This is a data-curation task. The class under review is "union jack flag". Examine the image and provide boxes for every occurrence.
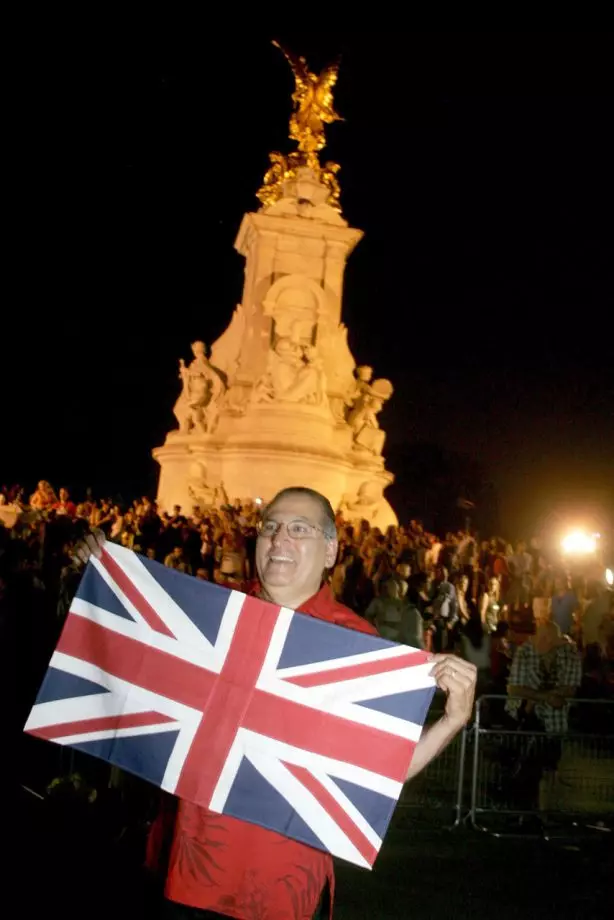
[25,543,435,868]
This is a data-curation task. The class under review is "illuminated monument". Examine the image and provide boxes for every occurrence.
[153,44,397,526]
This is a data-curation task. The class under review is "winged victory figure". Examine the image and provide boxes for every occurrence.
[273,41,342,160]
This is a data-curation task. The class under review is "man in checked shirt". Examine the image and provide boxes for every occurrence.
[505,619,582,809]
[506,620,582,733]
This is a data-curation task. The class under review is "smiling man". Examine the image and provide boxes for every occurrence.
[74,486,476,920]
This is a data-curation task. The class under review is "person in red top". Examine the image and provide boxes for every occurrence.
[75,487,477,920]
[52,487,77,518]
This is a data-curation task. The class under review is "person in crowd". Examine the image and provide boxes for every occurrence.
[164,544,191,574]
[506,540,533,608]
[506,620,582,733]
[428,565,459,652]
[551,573,580,637]
[479,575,502,633]
[365,576,424,648]
[460,609,492,691]
[52,487,77,518]
[581,578,613,650]
[30,480,57,510]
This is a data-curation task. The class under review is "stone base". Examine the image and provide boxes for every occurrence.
[153,403,396,526]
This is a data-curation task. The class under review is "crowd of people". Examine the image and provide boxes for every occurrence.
[3,478,614,724]
[5,477,613,918]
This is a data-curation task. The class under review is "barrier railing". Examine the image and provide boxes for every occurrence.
[397,711,468,827]
[22,695,614,840]
[469,695,614,835]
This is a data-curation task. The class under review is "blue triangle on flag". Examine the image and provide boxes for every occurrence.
[76,564,136,622]
[356,685,435,724]
[137,554,228,646]
[332,775,394,840]
[36,667,110,704]
[278,614,395,670]
[74,728,180,788]
[223,757,326,854]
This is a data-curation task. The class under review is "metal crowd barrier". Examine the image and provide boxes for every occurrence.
[397,709,469,827]
[469,695,614,835]
[22,695,614,841]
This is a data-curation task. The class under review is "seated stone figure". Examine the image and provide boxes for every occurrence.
[252,337,328,407]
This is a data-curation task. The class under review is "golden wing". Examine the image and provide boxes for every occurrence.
[272,40,310,95]
[315,59,341,118]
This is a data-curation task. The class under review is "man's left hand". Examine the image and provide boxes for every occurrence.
[429,655,478,728]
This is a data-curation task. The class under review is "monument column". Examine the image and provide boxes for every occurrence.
[153,43,398,527]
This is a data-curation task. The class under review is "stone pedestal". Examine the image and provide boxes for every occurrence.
[153,168,397,527]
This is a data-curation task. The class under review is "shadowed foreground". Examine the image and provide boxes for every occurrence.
[20,787,612,920]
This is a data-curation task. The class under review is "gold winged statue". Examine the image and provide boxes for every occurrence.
[256,42,343,211]
[273,41,342,162]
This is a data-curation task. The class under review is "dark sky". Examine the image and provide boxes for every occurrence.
[5,32,613,538]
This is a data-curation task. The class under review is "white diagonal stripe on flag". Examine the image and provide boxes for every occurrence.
[310,768,383,853]
[50,721,181,746]
[40,650,203,726]
[90,553,151,630]
[241,730,402,799]
[101,543,214,651]
[275,642,410,680]
[24,690,151,732]
[256,669,423,742]
[246,747,371,869]
[69,597,220,671]
[301,662,436,706]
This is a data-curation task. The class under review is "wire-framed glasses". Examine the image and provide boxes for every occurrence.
[257,518,329,540]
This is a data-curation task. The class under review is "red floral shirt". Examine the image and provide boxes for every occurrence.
[147,584,377,919]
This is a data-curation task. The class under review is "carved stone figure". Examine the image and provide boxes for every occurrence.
[339,481,384,523]
[345,365,373,415]
[173,341,226,435]
[187,463,229,508]
[252,337,328,407]
[347,376,394,455]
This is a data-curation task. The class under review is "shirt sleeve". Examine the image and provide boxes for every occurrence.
[558,644,582,689]
[509,643,536,689]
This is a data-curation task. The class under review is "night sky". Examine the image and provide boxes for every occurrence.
[5,32,613,539]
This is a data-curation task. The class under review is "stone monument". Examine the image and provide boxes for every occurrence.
[153,43,397,526]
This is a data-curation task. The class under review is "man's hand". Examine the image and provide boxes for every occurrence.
[72,529,106,568]
[405,655,478,783]
[429,655,478,729]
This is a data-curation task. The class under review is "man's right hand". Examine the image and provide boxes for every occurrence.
[72,529,106,568]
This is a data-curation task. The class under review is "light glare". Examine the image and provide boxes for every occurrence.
[561,530,597,555]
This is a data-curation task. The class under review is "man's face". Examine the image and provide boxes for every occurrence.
[256,493,337,603]
[59,488,68,501]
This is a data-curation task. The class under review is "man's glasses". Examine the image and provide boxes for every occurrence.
[257,518,330,540]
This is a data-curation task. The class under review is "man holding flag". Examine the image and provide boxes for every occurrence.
[72,486,477,920]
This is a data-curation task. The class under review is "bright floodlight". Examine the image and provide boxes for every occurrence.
[561,530,597,555]
[606,568,614,587]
